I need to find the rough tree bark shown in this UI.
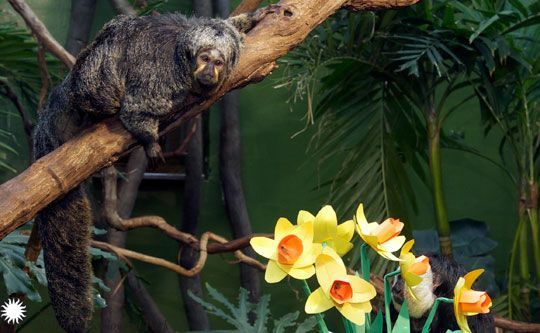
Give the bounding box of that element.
[215,0,261,304]
[126,271,175,333]
[176,1,211,329]
[101,149,148,333]
[178,116,209,330]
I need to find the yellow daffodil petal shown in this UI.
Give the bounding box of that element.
[401,239,415,256]
[337,302,368,326]
[250,237,277,259]
[334,238,354,256]
[337,220,355,242]
[293,243,322,268]
[316,253,347,294]
[275,218,294,241]
[313,205,337,243]
[291,221,314,244]
[355,203,368,226]
[403,271,423,288]
[464,269,485,289]
[376,248,402,261]
[321,246,343,262]
[454,277,471,333]
[288,265,316,280]
[359,232,380,250]
[379,235,406,253]
[297,210,315,225]
[305,287,334,314]
[265,260,287,283]
[346,275,377,303]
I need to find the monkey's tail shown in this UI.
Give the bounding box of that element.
[35,187,93,333]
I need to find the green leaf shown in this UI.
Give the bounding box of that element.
[295,316,318,333]
[469,14,502,43]
[274,311,299,333]
[368,311,383,333]
[0,256,41,302]
[392,301,410,333]
[502,13,540,35]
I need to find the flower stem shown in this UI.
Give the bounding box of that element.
[301,280,329,333]
[384,269,401,333]
[360,243,371,330]
[421,297,453,333]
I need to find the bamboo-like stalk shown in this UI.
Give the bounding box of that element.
[427,108,452,257]
[518,195,530,319]
[527,182,540,290]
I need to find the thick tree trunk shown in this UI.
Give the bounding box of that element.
[176,0,211,329]
[218,90,261,302]
[101,148,147,333]
[126,271,175,333]
[178,117,209,330]
[65,0,97,56]
[215,0,261,303]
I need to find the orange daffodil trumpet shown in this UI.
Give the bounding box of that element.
[297,205,355,256]
[305,249,376,326]
[355,203,406,261]
[399,240,431,298]
[250,217,322,283]
[453,269,492,333]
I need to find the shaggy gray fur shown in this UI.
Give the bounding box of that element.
[33,12,255,332]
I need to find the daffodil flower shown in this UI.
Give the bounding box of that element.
[250,218,322,283]
[355,203,406,261]
[453,269,492,333]
[297,205,355,256]
[305,249,376,326]
[399,240,430,298]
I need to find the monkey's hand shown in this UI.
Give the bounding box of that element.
[145,142,166,167]
[119,97,171,167]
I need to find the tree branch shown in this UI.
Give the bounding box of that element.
[7,0,75,68]
[0,82,34,155]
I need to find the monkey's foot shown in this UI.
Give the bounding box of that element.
[145,142,165,167]
[252,4,282,23]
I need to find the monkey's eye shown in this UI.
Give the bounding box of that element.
[215,60,224,67]
[201,55,210,62]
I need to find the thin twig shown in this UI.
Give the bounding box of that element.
[163,116,199,158]
[102,166,267,275]
[37,44,51,113]
[0,82,34,156]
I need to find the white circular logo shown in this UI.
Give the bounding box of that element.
[1,298,26,325]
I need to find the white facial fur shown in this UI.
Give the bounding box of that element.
[404,268,437,318]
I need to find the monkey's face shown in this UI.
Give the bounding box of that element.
[193,49,226,91]
[392,267,437,319]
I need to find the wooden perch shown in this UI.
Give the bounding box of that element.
[0,0,420,237]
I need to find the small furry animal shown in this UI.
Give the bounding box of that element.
[392,254,495,332]
[33,10,266,333]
